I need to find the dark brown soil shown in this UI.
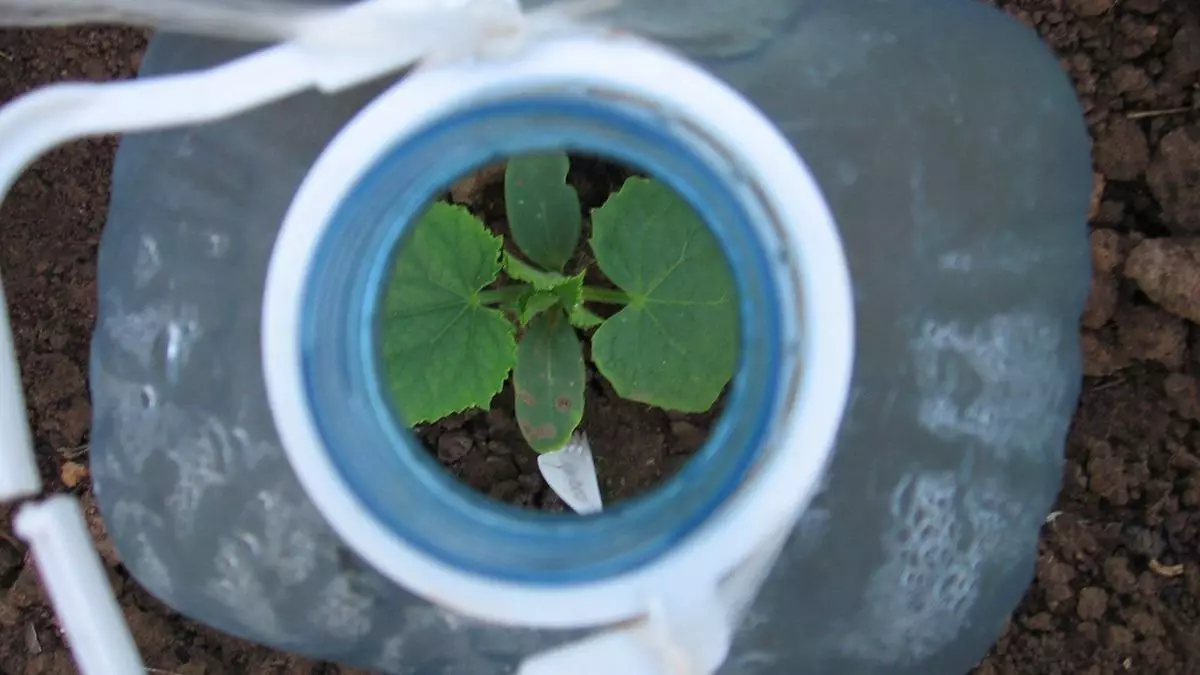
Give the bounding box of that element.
[0,1,1199,672]
[418,157,723,510]
[413,373,723,511]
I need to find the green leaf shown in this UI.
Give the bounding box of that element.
[568,305,605,329]
[513,311,586,453]
[519,291,559,325]
[504,153,581,272]
[380,202,517,424]
[589,178,738,412]
[507,260,587,326]
[504,252,571,290]
[555,272,585,311]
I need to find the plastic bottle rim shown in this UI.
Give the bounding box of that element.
[261,33,855,628]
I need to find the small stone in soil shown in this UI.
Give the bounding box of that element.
[517,473,543,491]
[486,440,512,455]
[488,480,521,502]
[1104,557,1139,594]
[436,432,473,463]
[59,461,88,488]
[1096,200,1125,224]
[1146,128,1200,232]
[1094,117,1149,181]
[1115,305,1187,368]
[669,420,705,454]
[1088,172,1105,221]
[1067,0,1113,17]
[1111,64,1153,98]
[1166,23,1200,82]
[1082,274,1118,328]
[1123,0,1160,14]
[1123,524,1166,559]
[1124,238,1200,323]
[1025,612,1055,632]
[1107,624,1136,648]
[1090,229,1124,274]
[1127,610,1166,637]
[1163,374,1200,421]
[1081,330,1129,376]
[484,456,519,482]
[1076,586,1109,620]
[511,450,537,473]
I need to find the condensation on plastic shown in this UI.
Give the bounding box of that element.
[0,0,1094,673]
[89,6,1092,674]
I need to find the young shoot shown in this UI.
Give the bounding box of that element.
[380,153,737,453]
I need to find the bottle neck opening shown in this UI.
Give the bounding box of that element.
[262,35,853,628]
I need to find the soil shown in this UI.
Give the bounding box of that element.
[0,1,1198,673]
[418,156,724,511]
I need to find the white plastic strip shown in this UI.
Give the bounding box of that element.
[0,1,620,505]
[14,495,144,675]
[0,0,621,506]
[0,275,39,500]
[0,0,452,505]
[0,47,320,505]
[0,0,619,57]
[537,432,603,514]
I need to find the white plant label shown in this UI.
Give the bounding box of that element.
[538,432,603,515]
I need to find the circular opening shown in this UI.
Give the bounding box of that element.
[299,93,780,584]
[262,34,853,627]
[378,151,736,512]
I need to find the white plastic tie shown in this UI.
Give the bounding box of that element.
[0,0,622,56]
[0,0,619,506]
[0,276,39,501]
[14,495,145,675]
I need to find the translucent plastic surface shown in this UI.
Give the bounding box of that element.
[87,1,1091,673]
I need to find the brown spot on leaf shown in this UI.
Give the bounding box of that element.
[555,396,573,411]
[515,385,535,407]
[522,423,557,441]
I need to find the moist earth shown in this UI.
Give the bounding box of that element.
[2,2,1200,673]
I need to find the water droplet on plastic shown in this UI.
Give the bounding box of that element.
[133,235,162,288]
[141,385,158,410]
[176,132,195,159]
[205,232,231,259]
[152,320,193,385]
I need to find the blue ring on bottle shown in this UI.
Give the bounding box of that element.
[300,93,783,583]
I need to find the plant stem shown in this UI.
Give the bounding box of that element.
[477,286,528,306]
[582,287,631,305]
